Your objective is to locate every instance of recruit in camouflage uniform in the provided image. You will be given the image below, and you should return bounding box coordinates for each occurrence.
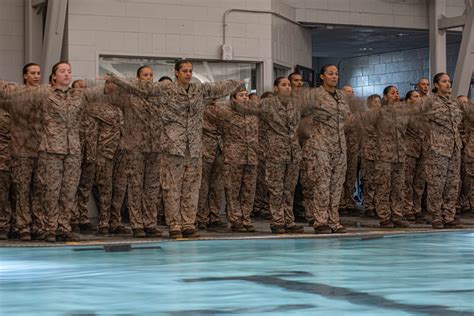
[208,100,259,232]
[0,83,42,240]
[72,102,99,233]
[359,108,378,218]
[93,100,123,234]
[1,84,110,242]
[110,75,242,238]
[230,94,311,233]
[369,103,410,227]
[196,103,225,230]
[403,104,426,221]
[460,102,474,211]
[424,95,463,228]
[0,106,11,239]
[109,87,152,236]
[340,115,359,211]
[299,87,351,233]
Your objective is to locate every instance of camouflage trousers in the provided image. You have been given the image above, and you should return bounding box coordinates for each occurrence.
[404,155,425,216]
[142,152,161,230]
[425,150,461,223]
[11,156,43,234]
[0,170,11,233]
[160,154,201,232]
[460,158,474,210]
[111,150,145,230]
[197,154,224,225]
[360,158,376,213]
[374,161,405,221]
[301,151,346,230]
[341,146,359,209]
[72,161,95,226]
[265,161,299,228]
[253,159,269,216]
[37,152,81,234]
[95,157,117,229]
[224,163,257,227]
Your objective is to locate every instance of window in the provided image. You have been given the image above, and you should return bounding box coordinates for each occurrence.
[99,55,257,91]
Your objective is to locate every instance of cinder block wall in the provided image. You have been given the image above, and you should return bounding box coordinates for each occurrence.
[315,43,461,98]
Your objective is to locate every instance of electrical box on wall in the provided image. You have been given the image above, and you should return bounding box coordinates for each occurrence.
[222,44,233,60]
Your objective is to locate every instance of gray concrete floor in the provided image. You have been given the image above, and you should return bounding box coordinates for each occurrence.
[1,210,473,247]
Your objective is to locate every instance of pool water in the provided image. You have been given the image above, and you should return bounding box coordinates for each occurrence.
[0,232,473,315]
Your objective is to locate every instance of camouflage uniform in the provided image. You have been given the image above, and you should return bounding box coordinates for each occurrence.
[197,106,225,226]
[233,95,304,230]
[253,119,270,218]
[87,101,123,231]
[209,101,259,228]
[424,96,463,225]
[300,88,350,231]
[110,92,150,231]
[340,122,359,210]
[372,104,409,222]
[0,108,11,235]
[0,83,42,236]
[113,78,242,233]
[460,106,474,210]
[72,104,99,228]
[359,109,378,215]
[404,109,425,217]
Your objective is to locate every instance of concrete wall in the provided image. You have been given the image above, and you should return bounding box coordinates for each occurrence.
[0,0,24,82]
[67,0,311,90]
[285,0,466,29]
[314,43,461,98]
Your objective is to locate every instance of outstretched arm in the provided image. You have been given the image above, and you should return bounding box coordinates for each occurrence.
[200,80,244,101]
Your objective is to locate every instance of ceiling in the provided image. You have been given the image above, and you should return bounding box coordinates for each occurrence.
[309,26,463,58]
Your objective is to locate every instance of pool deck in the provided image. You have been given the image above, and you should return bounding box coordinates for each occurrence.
[1,211,474,247]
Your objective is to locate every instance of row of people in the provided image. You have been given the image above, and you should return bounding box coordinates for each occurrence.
[0,61,471,242]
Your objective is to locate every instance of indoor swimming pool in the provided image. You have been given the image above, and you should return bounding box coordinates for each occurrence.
[0,232,473,315]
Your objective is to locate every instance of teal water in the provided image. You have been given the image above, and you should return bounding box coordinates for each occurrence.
[0,232,473,315]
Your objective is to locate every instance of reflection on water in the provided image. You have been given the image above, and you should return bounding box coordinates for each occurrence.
[0,233,473,315]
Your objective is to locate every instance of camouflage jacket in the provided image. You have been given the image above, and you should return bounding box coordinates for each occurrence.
[301,87,351,158]
[461,102,474,159]
[85,101,124,163]
[426,95,463,158]
[233,95,303,164]
[202,104,222,162]
[110,77,242,158]
[209,101,259,165]
[359,109,378,161]
[404,103,425,158]
[0,82,40,158]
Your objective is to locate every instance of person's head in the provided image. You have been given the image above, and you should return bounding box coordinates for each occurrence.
[319,64,338,91]
[367,94,382,110]
[288,72,303,91]
[104,80,118,95]
[273,77,291,97]
[22,63,41,86]
[342,84,354,96]
[416,77,430,96]
[249,92,259,102]
[136,65,153,81]
[51,60,71,89]
[382,85,400,105]
[260,91,274,99]
[231,86,249,104]
[175,60,193,87]
[72,79,87,90]
[432,73,452,97]
[457,95,469,104]
[405,90,420,105]
[158,76,172,83]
